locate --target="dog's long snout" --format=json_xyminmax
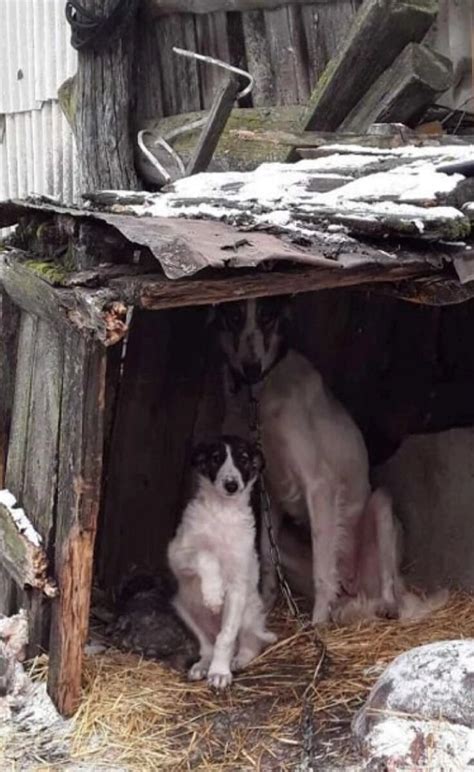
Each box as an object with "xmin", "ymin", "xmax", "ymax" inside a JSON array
[
  {"xmin": 224, "ymin": 479, "xmax": 239, "ymax": 494},
  {"xmin": 242, "ymin": 360, "xmax": 262, "ymax": 384}
]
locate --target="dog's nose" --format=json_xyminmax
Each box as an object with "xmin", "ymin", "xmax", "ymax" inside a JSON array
[
  {"xmin": 242, "ymin": 361, "xmax": 262, "ymax": 384},
  {"xmin": 224, "ymin": 479, "xmax": 239, "ymax": 494}
]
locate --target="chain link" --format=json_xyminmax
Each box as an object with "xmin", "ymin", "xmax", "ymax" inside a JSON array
[{"xmin": 247, "ymin": 386, "xmax": 301, "ymax": 621}]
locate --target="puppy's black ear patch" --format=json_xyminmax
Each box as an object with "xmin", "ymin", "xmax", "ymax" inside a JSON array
[
  {"xmin": 191, "ymin": 443, "xmax": 209, "ymax": 471},
  {"xmin": 250, "ymin": 444, "xmax": 265, "ymax": 474}
]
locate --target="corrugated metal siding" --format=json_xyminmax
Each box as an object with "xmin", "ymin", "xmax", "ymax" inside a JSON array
[{"xmin": 0, "ymin": 0, "xmax": 78, "ymax": 213}]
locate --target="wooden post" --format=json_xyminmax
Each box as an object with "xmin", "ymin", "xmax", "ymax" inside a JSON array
[
  {"xmin": 74, "ymin": 0, "xmax": 139, "ymax": 192},
  {"xmin": 47, "ymin": 330, "xmax": 106, "ymax": 717},
  {"xmin": 340, "ymin": 43, "xmax": 453, "ymax": 132}
]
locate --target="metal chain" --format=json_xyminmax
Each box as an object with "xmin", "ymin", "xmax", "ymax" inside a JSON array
[{"xmin": 247, "ymin": 386, "xmax": 301, "ymax": 620}]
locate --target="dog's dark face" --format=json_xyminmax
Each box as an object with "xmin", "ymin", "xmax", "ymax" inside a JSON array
[
  {"xmin": 191, "ymin": 435, "xmax": 264, "ymax": 498},
  {"xmin": 215, "ymin": 297, "xmax": 289, "ymax": 384}
]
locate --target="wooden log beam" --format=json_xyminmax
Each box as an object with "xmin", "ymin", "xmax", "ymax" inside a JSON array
[
  {"xmin": 186, "ymin": 75, "xmax": 240, "ymax": 175},
  {"xmin": 47, "ymin": 332, "xmax": 106, "ymax": 717},
  {"xmin": 0, "ymin": 493, "xmax": 57, "ymax": 598},
  {"xmin": 0, "ymin": 254, "xmax": 127, "ymax": 346},
  {"xmin": 107, "ymin": 260, "xmax": 439, "ymax": 310},
  {"xmin": 341, "ymin": 43, "xmax": 453, "ymax": 132},
  {"xmin": 75, "ymin": 0, "xmax": 139, "ymax": 193},
  {"xmin": 137, "ymin": 106, "xmax": 452, "ymax": 180},
  {"xmin": 146, "ymin": 0, "xmax": 332, "ymax": 14},
  {"xmin": 300, "ymin": 0, "xmax": 439, "ymax": 133}
]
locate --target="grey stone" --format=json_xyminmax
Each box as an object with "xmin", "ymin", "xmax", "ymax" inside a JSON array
[{"xmin": 353, "ymin": 639, "xmax": 474, "ymax": 768}]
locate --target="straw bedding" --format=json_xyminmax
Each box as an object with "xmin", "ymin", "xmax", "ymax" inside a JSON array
[{"xmin": 24, "ymin": 591, "xmax": 471, "ymax": 771}]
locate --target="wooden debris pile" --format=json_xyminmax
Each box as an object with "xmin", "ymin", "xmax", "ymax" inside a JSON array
[{"xmin": 139, "ymin": 0, "xmax": 472, "ymax": 182}]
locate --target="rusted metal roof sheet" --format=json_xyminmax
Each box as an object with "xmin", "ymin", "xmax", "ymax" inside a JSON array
[{"xmin": 0, "ymin": 193, "xmax": 467, "ymax": 283}]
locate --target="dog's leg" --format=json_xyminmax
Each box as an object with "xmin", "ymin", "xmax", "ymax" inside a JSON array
[
  {"xmin": 196, "ymin": 552, "xmax": 224, "ymax": 613},
  {"xmin": 372, "ymin": 488, "xmax": 402, "ymax": 616},
  {"xmin": 172, "ymin": 597, "xmax": 214, "ymax": 681},
  {"xmin": 307, "ymin": 484, "xmax": 341, "ymax": 625},
  {"xmin": 232, "ymin": 593, "xmax": 276, "ymax": 671},
  {"xmin": 207, "ymin": 587, "xmax": 246, "ymax": 689}
]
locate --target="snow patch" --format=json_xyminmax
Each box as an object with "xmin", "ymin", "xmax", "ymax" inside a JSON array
[{"xmin": 0, "ymin": 489, "xmax": 42, "ymax": 547}]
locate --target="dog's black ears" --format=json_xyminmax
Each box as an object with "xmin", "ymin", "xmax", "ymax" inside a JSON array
[
  {"xmin": 191, "ymin": 442, "xmax": 209, "ymax": 471},
  {"xmin": 250, "ymin": 444, "xmax": 265, "ymax": 474}
]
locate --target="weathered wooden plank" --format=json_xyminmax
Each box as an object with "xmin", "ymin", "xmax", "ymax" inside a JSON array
[
  {"xmin": 186, "ymin": 75, "xmax": 240, "ymax": 175},
  {"xmin": 48, "ymin": 331, "xmax": 106, "ymax": 717},
  {"xmin": 147, "ymin": 0, "xmax": 338, "ymax": 12},
  {"xmin": 195, "ymin": 12, "xmax": 231, "ymax": 109},
  {"xmin": 301, "ymin": 0, "xmax": 439, "ymax": 132},
  {"xmin": 241, "ymin": 10, "xmax": 275, "ymax": 106},
  {"xmin": 0, "ymin": 292, "xmax": 20, "ymax": 488},
  {"xmin": 0, "ymin": 495, "xmax": 57, "ymax": 597},
  {"xmin": 5, "ymin": 314, "xmax": 38, "ymax": 497},
  {"xmin": 341, "ymin": 43, "xmax": 453, "ymax": 132},
  {"xmin": 301, "ymin": 1, "xmax": 360, "ymax": 89},
  {"xmin": 22, "ymin": 321, "xmax": 64, "ymax": 653},
  {"xmin": 155, "ymin": 14, "xmax": 201, "ymax": 117},
  {"xmin": 265, "ymin": 5, "xmax": 310, "ymax": 104}
]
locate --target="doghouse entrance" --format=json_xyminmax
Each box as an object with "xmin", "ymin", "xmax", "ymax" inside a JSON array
[{"xmin": 96, "ymin": 287, "xmax": 474, "ymax": 596}]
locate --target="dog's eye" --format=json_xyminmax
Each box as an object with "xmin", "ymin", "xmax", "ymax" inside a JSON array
[
  {"xmin": 211, "ymin": 451, "xmax": 221, "ymax": 463},
  {"xmin": 240, "ymin": 452, "xmax": 249, "ymax": 462}
]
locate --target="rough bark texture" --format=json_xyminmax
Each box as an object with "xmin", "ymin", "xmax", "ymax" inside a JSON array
[
  {"xmin": 75, "ymin": 0, "xmax": 139, "ymax": 193},
  {"xmin": 301, "ymin": 0, "xmax": 439, "ymax": 131}
]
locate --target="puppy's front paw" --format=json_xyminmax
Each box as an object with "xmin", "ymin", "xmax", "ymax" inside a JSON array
[
  {"xmin": 207, "ymin": 669, "xmax": 232, "ymax": 690},
  {"xmin": 188, "ymin": 660, "xmax": 209, "ymax": 681}
]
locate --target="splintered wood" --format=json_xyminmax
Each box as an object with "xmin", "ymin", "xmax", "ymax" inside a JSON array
[{"xmin": 0, "ymin": 491, "xmax": 57, "ymax": 598}]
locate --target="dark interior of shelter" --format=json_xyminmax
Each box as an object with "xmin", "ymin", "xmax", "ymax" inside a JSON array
[{"xmin": 96, "ymin": 287, "xmax": 474, "ymax": 595}]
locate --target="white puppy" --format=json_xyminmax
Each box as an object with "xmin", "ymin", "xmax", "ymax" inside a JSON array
[{"xmin": 168, "ymin": 435, "xmax": 276, "ymax": 690}]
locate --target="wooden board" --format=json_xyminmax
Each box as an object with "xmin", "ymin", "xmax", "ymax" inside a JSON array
[
  {"xmin": 301, "ymin": 0, "xmax": 439, "ymax": 131},
  {"xmin": 264, "ymin": 5, "xmax": 310, "ymax": 104},
  {"xmin": 4, "ymin": 315, "xmax": 63, "ymax": 653},
  {"xmin": 0, "ymin": 291, "xmax": 20, "ymax": 488},
  {"xmin": 341, "ymin": 43, "xmax": 453, "ymax": 132},
  {"xmin": 48, "ymin": 330, "xmax": 106, "ymax": 717},
  {"xmin": 97, "ymin": 307, "xmax": 209, "ymax": 590}
]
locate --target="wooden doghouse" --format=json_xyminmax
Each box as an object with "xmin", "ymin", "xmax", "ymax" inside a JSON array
[{"xmin": 1, "ymin": 142, "xmax": 474, "ymax": 717}]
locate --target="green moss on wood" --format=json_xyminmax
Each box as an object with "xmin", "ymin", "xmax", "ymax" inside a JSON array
[
  {"xmin": 58, "ymin": 75, "xmax": 77, "ymax": 130},
  {"xmin": 142, "ymin": 106, "xmax": 306, "ymax": 171},
  {"xmin": 24, "ymin": 260, "xmax": 69, "ymax": 285}
]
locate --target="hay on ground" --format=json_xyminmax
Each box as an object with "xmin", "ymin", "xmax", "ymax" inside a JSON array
[{"xmin": 30, "ymin": 591, "xmax": 474, "ymax": 770}]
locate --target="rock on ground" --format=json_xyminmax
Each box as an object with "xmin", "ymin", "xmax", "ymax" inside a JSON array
[{"xmin": 353, "ymin": 639, "xmax": 474, "ymax": 768}]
